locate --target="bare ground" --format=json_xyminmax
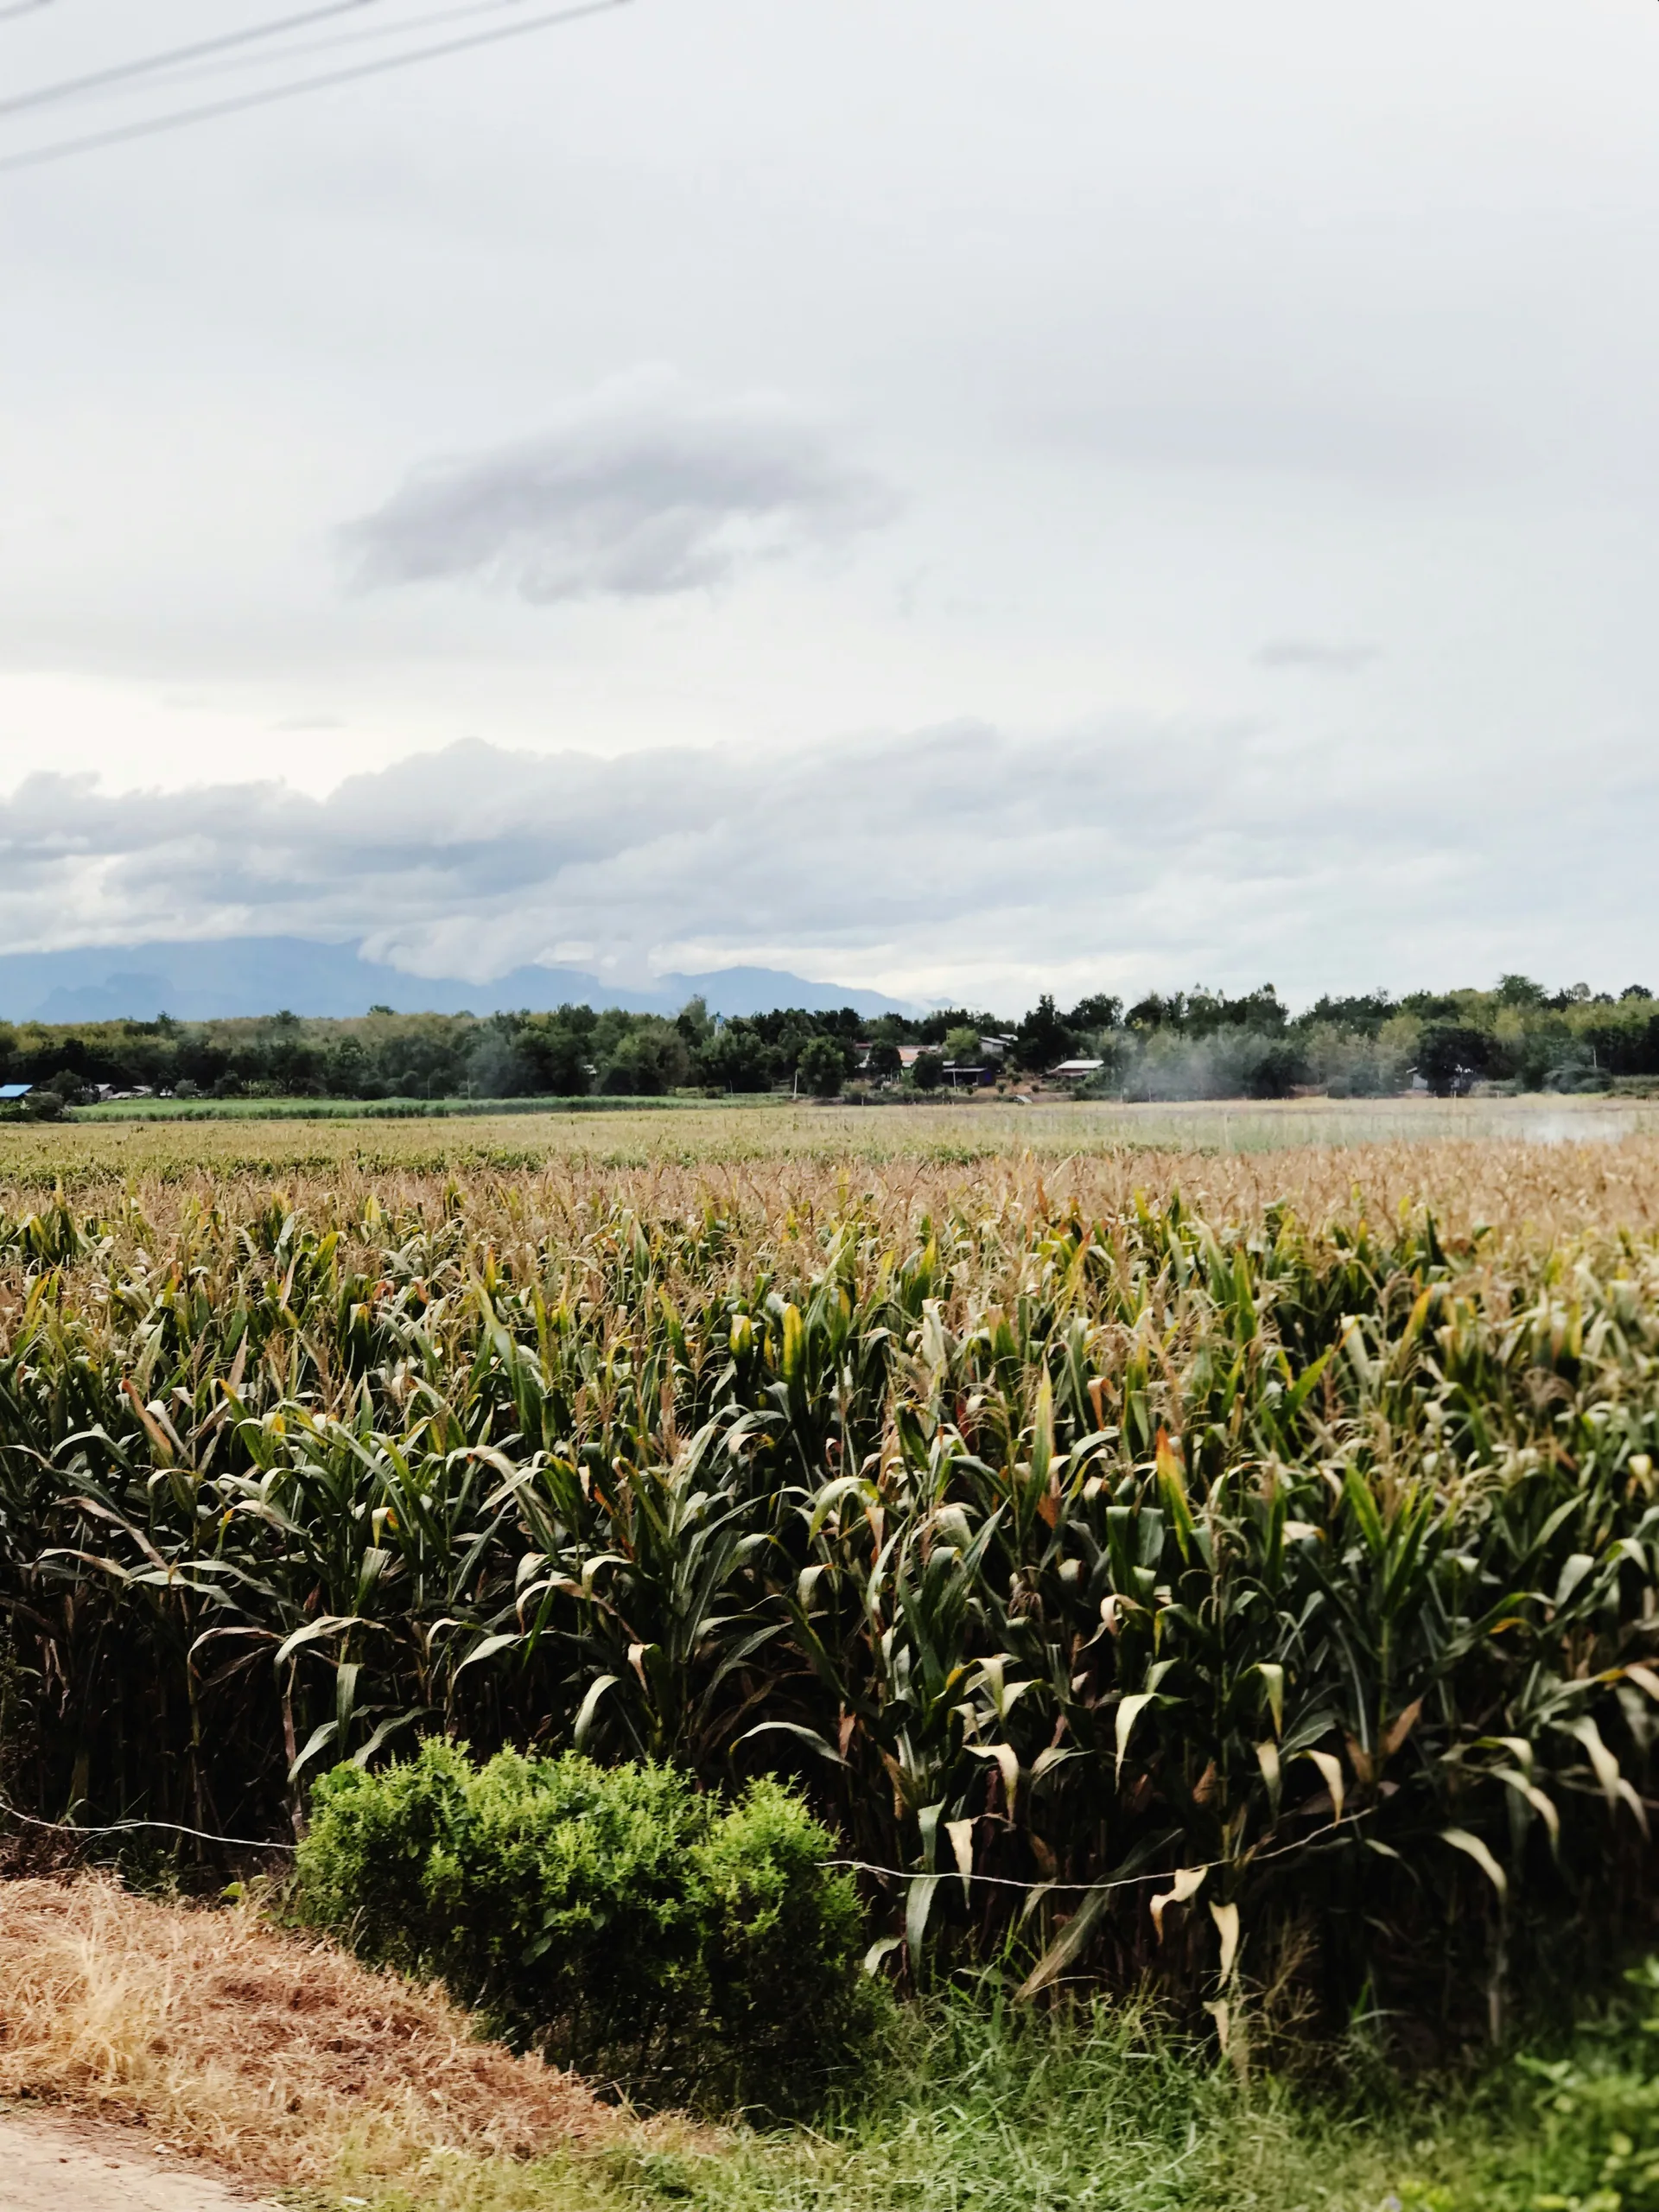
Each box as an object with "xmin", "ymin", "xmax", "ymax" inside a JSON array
[{"xmin": 0, "ymin": 2107, "xmax": 276, "ymax": 2212}]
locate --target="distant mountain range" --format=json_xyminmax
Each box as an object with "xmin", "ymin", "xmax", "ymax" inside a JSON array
[{"xmin": 0, "ymin": 938, "xmax": 920, "ymax": 1025}]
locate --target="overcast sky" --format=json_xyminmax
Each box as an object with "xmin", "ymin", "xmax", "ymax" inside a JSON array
[{"xmin": 2, "ymin": 0, "xmax": 1656, "ymax": 1009}]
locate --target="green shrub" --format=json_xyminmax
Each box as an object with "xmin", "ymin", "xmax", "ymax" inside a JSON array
[
  {"xmin": 1513, "ymin": 2054, "xmax": 1659, "ymax": 2211},
  {"xmin": 1486, "ymin": 1961, "xmax": 1659, "ymax": 2212},
  {"xmin": 295, "ymin": 1740, "xmax": 879, "ymax": 2113}
]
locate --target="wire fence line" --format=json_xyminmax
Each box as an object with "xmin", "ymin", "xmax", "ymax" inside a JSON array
[
  {"xmin": 0, "ymin": 1790, "xmax": 299, "ymax": 1853},
  {"xmin": 0, "ymin": 1790, "xmax": 1368, "ymax": 1897}
]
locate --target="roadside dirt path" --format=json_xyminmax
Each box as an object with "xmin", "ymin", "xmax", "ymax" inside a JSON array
[{"xmin": 0, "ymin": 2111, "xmax": 276, "ymax": 2212}]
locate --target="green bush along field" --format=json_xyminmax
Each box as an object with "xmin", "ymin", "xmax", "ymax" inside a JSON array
[{"xmin": 296, "ymin": 1740, "xmax": 875, "ymax": 2111}]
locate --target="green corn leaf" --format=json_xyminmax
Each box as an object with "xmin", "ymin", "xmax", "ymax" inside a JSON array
[{"xmin": 906, "ymin": 1872, "xmax": 941, "ymax": 1966}]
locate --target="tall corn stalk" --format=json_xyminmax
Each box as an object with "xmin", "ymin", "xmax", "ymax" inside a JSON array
[{"xmin": 2, "ymin": 1164, "xmax": 1657, "ymax": 2029}]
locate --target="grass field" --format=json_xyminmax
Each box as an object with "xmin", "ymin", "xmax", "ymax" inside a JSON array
[{"xmin": 9, "ymin": 1097, "xmax": 1659, "ymax": 2209}]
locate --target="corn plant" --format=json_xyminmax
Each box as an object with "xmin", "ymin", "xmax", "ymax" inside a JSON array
[{"xmin": 3, "ymin": 1160, "xmax": 1659, "ymax": 2033}]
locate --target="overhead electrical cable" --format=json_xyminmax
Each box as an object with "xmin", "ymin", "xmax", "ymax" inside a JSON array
[
  {"xmin": 102, "ymin": 0, "xmax": 548, "ymax": 100},
  {"xmin": 0, "ymin": 1, "xmax": 392, "ymax": 119},
  {"xmin": 0, "ymin": 0, "xmax": 630, "ymax": 172}
]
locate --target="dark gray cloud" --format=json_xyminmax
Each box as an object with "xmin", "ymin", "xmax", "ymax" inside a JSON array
[
  {"xmin": 339, "ymin": 374, "xmax": 899, "ymax": 604},
  {"xmin": 4, "ymin": 716, "xmax": 1655, "ymax": 1006}
]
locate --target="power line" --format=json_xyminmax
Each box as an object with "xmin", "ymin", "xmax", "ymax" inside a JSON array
[
  {"xmin": 0, "ymin": 0, "xmax": 632, "ymax": 174},
  {"xmin": 106, "ymin": 0, "xmax": 546, "ymax": 103},
  {"xmin": 0, "ymin": 2, "xmax": 391, "ymax": 120}
]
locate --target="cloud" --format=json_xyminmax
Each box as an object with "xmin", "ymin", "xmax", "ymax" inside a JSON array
[
  {"xmin": 1254, "ymin": 640, "xmax": 1382, "ymax": 673},
  {"xmin": 338, "ymin": 372, "xmax": 898, "ymax": 604},
  {"xmin": 3, "ymin": 715, "xmax": 1655, "ymax": 1007}
]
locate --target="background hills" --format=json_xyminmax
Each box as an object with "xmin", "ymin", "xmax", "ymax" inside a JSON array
[{"xmin": 0, "ymin": 939, "xmax": 918, "ymax": 1025}]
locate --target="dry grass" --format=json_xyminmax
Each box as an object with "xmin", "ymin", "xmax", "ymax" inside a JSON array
[{"xmin": 0, "ymin": 1876, "xmax": 666, "ymax": 2194}]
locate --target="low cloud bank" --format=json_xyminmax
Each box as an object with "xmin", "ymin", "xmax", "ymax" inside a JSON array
[{"xmin": 1, "ymin": 714, "xmax": 1650, "ymax": 1003}]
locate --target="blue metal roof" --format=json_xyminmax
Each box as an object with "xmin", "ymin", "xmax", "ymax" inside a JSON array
[{"xmin": 0, "ymin": 1083, "xmax": 32, "ymax": 1099}]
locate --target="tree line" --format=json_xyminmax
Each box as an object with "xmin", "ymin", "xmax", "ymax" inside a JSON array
[
  {"xmin": 0, "ymin": 999, "xmax": 930, "ymax": 1108},
  {"xmin": 0, "ymin": 972, "xmax": 1653, "ymax": 1107}
]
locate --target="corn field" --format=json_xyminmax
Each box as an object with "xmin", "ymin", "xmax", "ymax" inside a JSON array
[{"xmin": 4, "ymin": 1139, "xmax": 1659, "ymax": 2034}]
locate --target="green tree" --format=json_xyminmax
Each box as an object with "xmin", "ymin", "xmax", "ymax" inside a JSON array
[
  {"xmin": 676, "ymin": 995, "xmax": 715, "ymax": 1050},
  {"xmin": 1496, "ymin": 973, "xmax": 1548, "ymax": 1008},
  {"xmin": 911, "ymin": 1049, "xmax": 944, "ymax": 1091},
  {"xmin": 514, "ymin": 1016, "xmax": 592, "ymax": 1095},
  {"xmin": 1417, "ymin": 1023, "xmax": 1490, "ymax": 1096},
  {"xmin": 773, "ymin": 1014, "xmax": 817, "ymax": 1075},
  {"xmin": 943, "ymin": 1025, "xmax": 982, "ymax": 1065},
  {"xmin": 1185, "ymin": 985, "xmax": 1286, "ymax": 1037},
  {"xmin": 702, "ymin": 1022, "xmax": 774, "ymax": 1093},
  {"xmin": 797, "ymin": 1034, "xmax": 848, "ymax": 1097},
  {"xmin": 597, "ymin": 1020, "xmax": 691, "ymax": 1096},
  {"xmin": 1015, "ymin": 995, "xmax": 1073, "ymax": 1071}
]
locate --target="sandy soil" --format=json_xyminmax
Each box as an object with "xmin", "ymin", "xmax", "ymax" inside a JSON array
[{"xmin": 0, "ymin": 2110, "xmax": 275, "ymax": 2212}]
